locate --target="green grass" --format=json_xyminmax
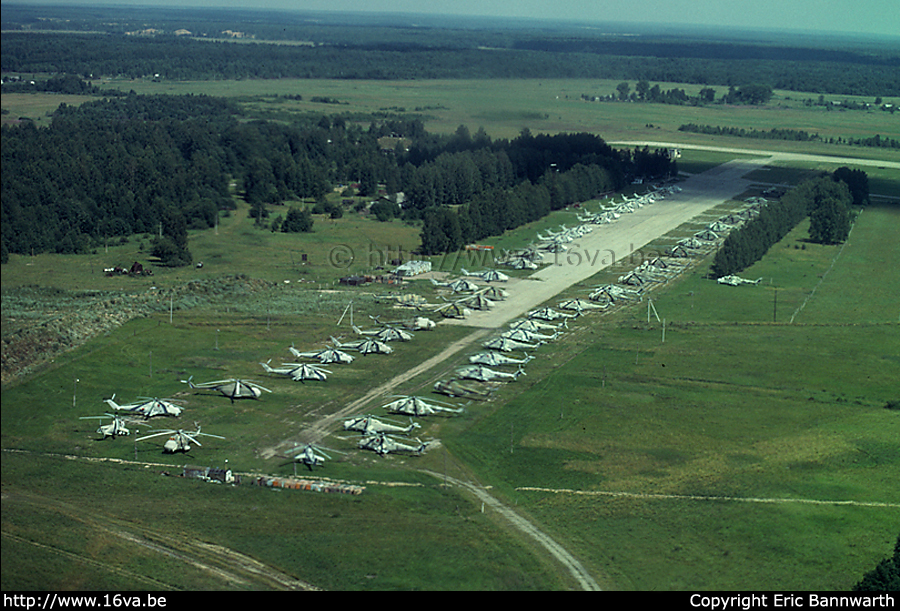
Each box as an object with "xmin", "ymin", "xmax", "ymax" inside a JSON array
[
  {"xmin": 1, "ymin": 453, "xmax": 564, "ymax": 591},
  {"xmin": 6, "ymin": 78, "xmax": 899, "ymax": 162},
  {"xmin": 435, "ymin": 204, "xmax": 900, "ymax": 590},
  {"xmin": 3, "ymin": 76, "xmax": 900, "ymax": 591}
]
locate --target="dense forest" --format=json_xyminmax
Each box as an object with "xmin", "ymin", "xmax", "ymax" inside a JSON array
[
  {"xmin": 2, "ymin": 4, "xmax": 899, "ymax": 96},
  {"xmin": 0, "ymin": 94, "xmax": 675, "ymax": 262}
]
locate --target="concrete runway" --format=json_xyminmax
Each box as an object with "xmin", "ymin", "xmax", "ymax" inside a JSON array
[{"xmin": 441, "ymin": 156, "xmax": 772, "ymax": 329}]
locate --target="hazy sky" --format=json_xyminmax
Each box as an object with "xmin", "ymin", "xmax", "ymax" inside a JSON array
[{"xmin": 12, "ymin": 0, "xmax": 900, "ymax": 38}]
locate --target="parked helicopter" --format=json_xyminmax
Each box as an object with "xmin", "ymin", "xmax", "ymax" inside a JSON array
[
  {"xmin": 282, "ymin": 443, "xmax": 343, "ymax": 471},
  {"xmin": 425, "ymin": 300, "xmax": 471, "ymax": 319},
  {"xmin": 136, "ymin": 426, "xmax": 224, "ymax": 453},
  {"xmin": 430, "ymin": 277, "xmax": 481, "ymax": 293},
  {"xmin": 501, "ymin": 328, "xmax": 560, "ymax": 343},
  {"xmin": 330, "ymin": 335, "xmax": 394, "ymax": 355},
  {"xmin": 527, "ymin": 307, "xmax": 577, "ymax": 321},
  {"xmin": 460, "ymin": 268, "xmax": 510, "ymax": 282},
  {"xmin": 382, "ymin": 395, "xmax": 466, "ymax": 417},
  {"xmin": 433, "ymin": 379, "xmax": 492, "ymax": 400},
  {"xmin": 259, "ymin": 361, "xmax": 330, "ymax": 382},
  {"xmin": 468, "ymin": 351, "xmax": 534, "ymax": 367},
  {"xmin": 352, "ymin": 323, "xmax": 414, "ymax": 342},
  {"xmin": 456, "ymin": 292, "xmax": 493, "ymax": 311},
  {"xmin": 343, "ymin": 414, "xmax": 421, "ymax": 436},
  {"xmin": 456, "ymin": 364, "xmax": 525, "ymax": 383},
  {"xmin": 79, "ymin": 413, "xmax": 136, "ymax": 438},
  {"xmin": 480, "ymin": 286, "xmax": 510, "ymax": 301},
  {"xmin": 289, "ymin": 344, "xmax": 356, "ymax": 365},
  {"xmin": 509, "ymin": 318, "xmax": 565, "ymax": 333},
  {"xmin": 105, "ymin": 394, "xmax": 184, "ymax": 418},
  {"xmin": 182, "ymin": 376, "xmax": 272, "ymax": 402},
  {"xmin": 357, "ymin": 432, "xmax": 428, "ymax": 456},
  {"xmin": 482, "ymin": 336, "xmax": 542, "ymax": 352},
  {"xmin": 558, "ymin": 298, "xmax": 607, "ymax": 314}
]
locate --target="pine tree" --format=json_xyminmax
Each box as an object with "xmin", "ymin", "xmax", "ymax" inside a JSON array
[{"xmin": 853, "ymin": 534, "xmax": 900, "ymax": 591}]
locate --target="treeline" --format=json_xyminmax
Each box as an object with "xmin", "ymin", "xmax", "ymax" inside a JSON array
[
  {"xmin": 2, "ymin": 31, "xmax": 898, "ymax": 97},
  {"xmin": 420, "ymin": 162, "xmax": 620, "ymax": 254},
  {"xmin": 418, "ymin": 137, "xmax": 677, "ymax": 254},
  {"xmin": 710, "ymin": 170, "xmax": 862, "ymax": 278},
  {"xmin": 679, "ymin": 124, "xmax": 900, "ymax": 149},
  {"xmin": 597, "ymin": 82, "xmax": 773, "ymax": 106},
  {"xmin": 0, "ymin": 73, "xmax": 102, "ymax": 95},
  {"xmin": 0, "ymin": 93, "xmax": 675, "ymax": 262}
]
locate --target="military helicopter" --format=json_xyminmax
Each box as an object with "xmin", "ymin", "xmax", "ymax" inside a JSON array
[
  {"xmin": 558, "ymin": 298, "xmax": 608, "ymax": 314},
  {"xmin": 259, "ymin": 361, "xmax": 331, "ymax": 382},
  {"xmin": 509, "ymin": 318, "xmax": 565, "ymax": 333},
  {"xmin": 136, "ymin": 425, "xmax": 224, "ymax": 453},
  {"xmin": 352, "ymin": 322, "xmax": 414, "ymax": 342},
  {"xmin": 456, "ymin": 292, "xmax": 493, "ymax": 311},
  {"xmin": 382, "ymin": 395, "xmax": 466, "ymax": 417},
  {"xmin": 588, "ymin": 284, "xmax": 642, "ymax": 304},
  {"xmin": 399, "ymin": 316, "xmax": 436, "ymax": 331},
  {"xmin": 504, "ymin": 256, "xmax": 539, "ymax": 270},
  {"xmin": 430, "ymin": 277, "xmax": 481, "ymax": 293},
  {"xmin": 527, "ymin": 307, "xmax": 577, "ymax": 321},
  {"xmin": 79, "ymin": 413, "xmax": 137, "ymax": 438},
  {"xmin": 433, "ymin": 379, "xmax": 492, "ymax": 400},
  {"xmin": 182, "ymin": 376, "xmax": 272, "ymax": 403},
  {"xmin": 456, "ymin": 364, "xmax": 525, "ymax": 383},
  {"xmin": 482, "ymin": 336, "xmax": 542, "ymax": 353},
  {"xmin": 357, "ymin": 432, "xmax": 428, "ymax": 456},
  {"xmin": 289, "ymin": 343, "xmax": 356, "ymax": 365},
  {"xmin": 343, "ymin": 414, "xmax": 421, "ymax": 436},
  {"xmin": 105, "ymin": 394, "xmax": 184, "ymax": 418},
  {"xmin": 427, "ymin": 300, "xmax": 471, "ymax": 319},
  {"xmin": 501, "ymin": 328, "xmax": 560, "ymax": 343},
  {"xmin": 282, "ymin": 443, "xmax": 344, "ymax": 471},
  {"xmin": 330, "ymin": 336, "xmax": 394, "ymax": 356},
  {"xmin": 460, "ymin": 268, "xmax": 510, "ymax": 282},
  {"xmin": 468, "ymin": 351, "xmax": 534, "ymax": 367}
]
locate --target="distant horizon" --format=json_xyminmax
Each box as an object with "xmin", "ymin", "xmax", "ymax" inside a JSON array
[{"xmin": 5, "ymin": 0, "xmax": 899, "ymax": 40}]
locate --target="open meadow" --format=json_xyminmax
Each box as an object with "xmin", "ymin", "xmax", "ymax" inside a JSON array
[
  {"xmin": 2, "ymin": 74, "xmax": 899, "ymax": 590},
  {"xmin": 4, "ymin": 77, "xmax": 900, "ymax": 166}
]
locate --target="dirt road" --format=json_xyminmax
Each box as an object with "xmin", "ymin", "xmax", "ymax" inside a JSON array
[{"xmin": 422, "ymin": 470, "xmax": 603, "ymax": 590}]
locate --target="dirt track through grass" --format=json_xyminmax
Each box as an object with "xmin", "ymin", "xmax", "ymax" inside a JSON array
[{"xmin": 516, "ymin": 487, "xmax": 900, "ymax": 509}]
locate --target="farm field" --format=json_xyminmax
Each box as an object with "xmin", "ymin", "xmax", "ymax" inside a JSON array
[
  {"xmin": 3, "ymin": 78, "xmax": 899, "ymax": 166},
  {"xmin": 3, "ymin": 73, "xmax": 900, "ymax": 590}
]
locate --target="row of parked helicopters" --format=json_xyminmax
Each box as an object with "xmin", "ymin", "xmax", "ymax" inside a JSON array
[
  {"xmin": 77, "ymin": 311, "xmax": 460, "ymax": 463},
  {"xmin": 79, "ymin": 187, "xmax": 765, "ymax": 468},
  {"xmin": 275, "ymin": 190, "xmax": 687, "ymax": 468}
]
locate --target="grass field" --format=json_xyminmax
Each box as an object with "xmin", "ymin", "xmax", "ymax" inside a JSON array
[
  {"xmin": 4, "ymin": 78, "xmax": 899, "ymax": 165},
  {"xmin": 436, "ymin": 204, "xmax": 899, "ymax": 589},
  {"xmin": 3, "ymin": 75, "xmax": 899, "ymax": 590}
]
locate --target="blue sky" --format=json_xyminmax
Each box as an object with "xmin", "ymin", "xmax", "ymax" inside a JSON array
[{"xmin": 10, "ymin": 0, "xmax": 900, "ymax": 38}]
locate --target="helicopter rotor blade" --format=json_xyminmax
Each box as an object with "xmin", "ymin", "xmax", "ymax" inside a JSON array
[{"xmin": 136, "ymin": 430, "xmax": 177, "ymax": 442}]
